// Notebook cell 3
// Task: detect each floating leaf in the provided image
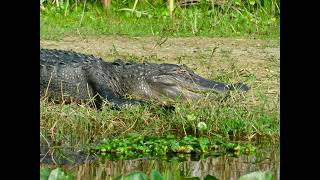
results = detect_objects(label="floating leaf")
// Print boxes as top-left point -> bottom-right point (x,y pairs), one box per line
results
198,137 -> 210,152
183,177 -> 200,180
95,135 -> 256,159
151,169 -> 164,180
48,168 -> 62,180
239,171 -> 273,180
40,168 -> 50,180
48,168 -> 73,180
204,174 -> 219,180
116,171 -> 148,180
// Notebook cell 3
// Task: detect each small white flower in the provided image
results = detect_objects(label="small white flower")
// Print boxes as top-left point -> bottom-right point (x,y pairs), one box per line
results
197,122 -> 207,131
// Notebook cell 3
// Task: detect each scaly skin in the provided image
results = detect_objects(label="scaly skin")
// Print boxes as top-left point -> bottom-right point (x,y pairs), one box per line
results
40,49 -> 249,108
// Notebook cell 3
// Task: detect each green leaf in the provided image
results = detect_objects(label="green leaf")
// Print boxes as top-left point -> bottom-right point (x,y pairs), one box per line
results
117,171 -> 148,180
239,171 -> 274,180
235,0 -> 241,5
181,135 -> 197,144
48,168 -> 73,180
249,0 -> 256,6
48,168 -> 63,180
197,122 -> 207,132
198,137 -> 210,152
176,145 -> 194,153
40,168 -> 51,180
204,174 -> 219,180
183,177 -> 200,180
198,137 -> 209,145
135,11 -> 142,18
151,169 -> 164,180
187,114 -> 196,121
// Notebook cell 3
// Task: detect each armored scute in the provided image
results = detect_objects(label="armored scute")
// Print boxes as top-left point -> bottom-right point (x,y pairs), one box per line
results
40,49 -> 249,108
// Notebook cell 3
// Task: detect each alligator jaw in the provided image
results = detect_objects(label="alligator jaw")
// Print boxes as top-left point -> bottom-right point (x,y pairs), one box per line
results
145,71 -> 250,101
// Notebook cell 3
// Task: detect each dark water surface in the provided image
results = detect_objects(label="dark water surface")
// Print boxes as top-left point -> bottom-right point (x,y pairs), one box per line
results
40,144 -> 279,180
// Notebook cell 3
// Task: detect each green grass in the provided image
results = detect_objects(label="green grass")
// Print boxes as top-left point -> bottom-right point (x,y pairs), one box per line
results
40,0 -> 280,157
40,0 -> 280,40
40,52 -> 279,150
41,95 -> 279,146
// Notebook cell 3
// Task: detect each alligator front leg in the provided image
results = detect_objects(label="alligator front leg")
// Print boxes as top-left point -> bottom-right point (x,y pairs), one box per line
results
88,81 -> 144,109
87,71 -> 144,108
94,88 -> 144,108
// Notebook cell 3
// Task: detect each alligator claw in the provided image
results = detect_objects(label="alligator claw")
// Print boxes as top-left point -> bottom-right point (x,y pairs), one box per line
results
110,99 -> 145,109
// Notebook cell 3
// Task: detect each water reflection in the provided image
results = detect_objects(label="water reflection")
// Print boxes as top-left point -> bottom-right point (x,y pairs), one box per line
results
41,146 -> 279,180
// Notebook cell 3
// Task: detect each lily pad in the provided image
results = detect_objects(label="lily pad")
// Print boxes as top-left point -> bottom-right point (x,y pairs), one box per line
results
40,168 -> 51,180
115,171 -> 148,180
151,169 -> 164,180
239,171 -> 273,180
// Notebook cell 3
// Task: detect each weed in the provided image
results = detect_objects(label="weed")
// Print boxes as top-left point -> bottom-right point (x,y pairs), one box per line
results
40,0 -> 280,39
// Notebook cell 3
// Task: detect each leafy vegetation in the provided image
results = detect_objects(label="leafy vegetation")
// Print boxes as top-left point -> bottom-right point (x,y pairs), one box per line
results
93,133 -> 256,160
40,3 -> 279,180
40,38 -> 279,166
40,168 -> 73,180
40,45 -> 279,158
41,89 -> 279,149
40,0 -> 280,39
239,170 -> 274,180
40,0 -> 280,144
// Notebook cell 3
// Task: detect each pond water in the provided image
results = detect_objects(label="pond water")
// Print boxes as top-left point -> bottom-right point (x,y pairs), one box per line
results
40,144 -> 279,180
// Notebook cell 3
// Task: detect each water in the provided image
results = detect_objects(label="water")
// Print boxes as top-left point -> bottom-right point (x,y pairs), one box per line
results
40,145 -> 279,180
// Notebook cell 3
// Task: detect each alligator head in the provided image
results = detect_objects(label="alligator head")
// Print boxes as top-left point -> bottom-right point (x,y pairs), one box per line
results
126,63 -> 249,102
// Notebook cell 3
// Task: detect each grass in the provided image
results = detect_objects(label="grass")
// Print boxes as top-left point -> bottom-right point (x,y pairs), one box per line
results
41,94 -> 279,147
40,0 -> 280,160
40,0 -> 280,40
40,49 -> 280,152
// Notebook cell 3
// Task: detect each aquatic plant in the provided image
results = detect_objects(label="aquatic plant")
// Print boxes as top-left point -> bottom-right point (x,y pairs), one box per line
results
40,168 -> 73,180
93,134 -> 256,160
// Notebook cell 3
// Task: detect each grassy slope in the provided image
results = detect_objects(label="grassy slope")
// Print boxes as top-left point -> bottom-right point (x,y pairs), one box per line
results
40,1 -> 280,40
40,45 -> 279,148
40,2 -> 280,148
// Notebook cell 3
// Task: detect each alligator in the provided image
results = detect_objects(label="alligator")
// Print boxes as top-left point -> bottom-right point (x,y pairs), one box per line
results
40,48 -> 249,109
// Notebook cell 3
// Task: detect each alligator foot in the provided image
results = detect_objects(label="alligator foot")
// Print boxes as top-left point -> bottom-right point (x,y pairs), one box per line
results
109,98 -> 145,109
